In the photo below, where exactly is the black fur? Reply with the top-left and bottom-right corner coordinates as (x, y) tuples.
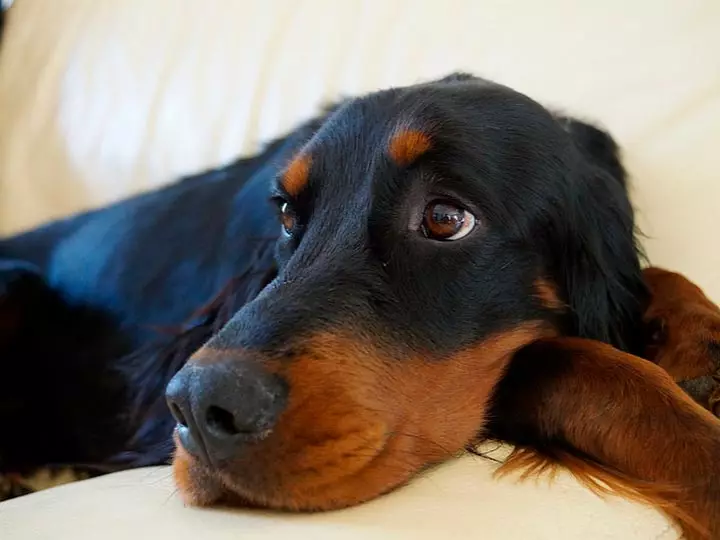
(0, 73), (648, 477)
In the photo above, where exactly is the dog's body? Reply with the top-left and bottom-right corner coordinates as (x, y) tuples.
(2, 74), (720, 537)
(0, 112), (316, 471)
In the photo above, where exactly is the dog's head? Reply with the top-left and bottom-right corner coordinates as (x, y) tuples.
(165, 73), (647, 510)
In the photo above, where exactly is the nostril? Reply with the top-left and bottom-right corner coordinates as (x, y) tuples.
(206, 405), (241, 436)
(168, 401), (188, 428)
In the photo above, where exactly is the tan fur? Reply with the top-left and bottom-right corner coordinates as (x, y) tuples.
(281, 154), (312, 196)
(388, 130), (432, 166)
(532, 278), (566, 311)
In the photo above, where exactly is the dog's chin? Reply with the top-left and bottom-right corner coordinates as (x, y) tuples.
(170, 429), (440, 512)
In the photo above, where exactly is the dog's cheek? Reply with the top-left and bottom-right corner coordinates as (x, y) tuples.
(385, 323), (550, 455)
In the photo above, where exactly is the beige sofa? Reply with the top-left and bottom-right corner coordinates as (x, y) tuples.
(1, 1), (718, 538)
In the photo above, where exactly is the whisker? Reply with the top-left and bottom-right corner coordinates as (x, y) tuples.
(466, 438), (506, 464)
(144, 469), (176, 487)
(163, 487), (180, 506)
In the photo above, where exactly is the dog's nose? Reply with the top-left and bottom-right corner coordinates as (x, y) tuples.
(165, 359), (287, 464)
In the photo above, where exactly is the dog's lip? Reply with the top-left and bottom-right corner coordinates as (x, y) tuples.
(174, 421), (275, 470)
(216, 433), (393, 509)
(172, 412), (394, 510)
(173, 429), (392, 510)
(175, 424), (212, 467)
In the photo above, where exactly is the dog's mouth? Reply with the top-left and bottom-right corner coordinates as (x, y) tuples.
(171, 418), (432, 511)
(169, 326), (544, 510)
(168, 355), (462, 511)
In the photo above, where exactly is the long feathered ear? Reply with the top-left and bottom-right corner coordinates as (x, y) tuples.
(556, 115), (627, 186)
(549, 116), (649, 354)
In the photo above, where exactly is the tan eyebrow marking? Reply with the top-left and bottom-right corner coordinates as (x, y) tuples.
(281, 154), (312, 196)
(388, 129), (432, 166)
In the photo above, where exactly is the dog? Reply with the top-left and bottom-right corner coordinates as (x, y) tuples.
(1, 73), (719, 538)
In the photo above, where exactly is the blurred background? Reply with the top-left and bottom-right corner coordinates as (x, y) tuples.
(0, 0), (718, 299)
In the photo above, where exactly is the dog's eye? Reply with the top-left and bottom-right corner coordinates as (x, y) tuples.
(279, 202), (296, 236)
(421, 201), (476, 241)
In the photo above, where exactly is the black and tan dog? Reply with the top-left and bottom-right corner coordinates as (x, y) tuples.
(1, 73), (719, 538)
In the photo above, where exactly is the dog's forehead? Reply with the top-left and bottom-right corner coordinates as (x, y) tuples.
(307, 78), (550, 166)
(278, 77), (561, 206)
(290, 91), (436, 190)
(307, 92), (416, 163)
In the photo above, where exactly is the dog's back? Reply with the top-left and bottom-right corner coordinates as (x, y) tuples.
(0, 106), (330, 473)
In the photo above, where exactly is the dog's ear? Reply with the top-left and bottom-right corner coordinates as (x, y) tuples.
(555, 114), (626, 186)
(547, 116), (649, 354)
(436, 72), (480, 84)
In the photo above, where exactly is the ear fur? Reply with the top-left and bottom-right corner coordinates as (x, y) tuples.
(556, 115), (626, 187)
(549, 116), (649, 353)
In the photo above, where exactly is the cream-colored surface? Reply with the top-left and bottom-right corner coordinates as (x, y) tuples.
(0, 449), (679, 540)
(1, 0), (718, 538)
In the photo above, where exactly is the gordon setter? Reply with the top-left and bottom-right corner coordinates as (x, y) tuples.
(1, 73), (719, 538)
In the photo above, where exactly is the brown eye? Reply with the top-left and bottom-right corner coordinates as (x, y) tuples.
(280, 202), (296, 236)
(422, 201), (476, 241)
